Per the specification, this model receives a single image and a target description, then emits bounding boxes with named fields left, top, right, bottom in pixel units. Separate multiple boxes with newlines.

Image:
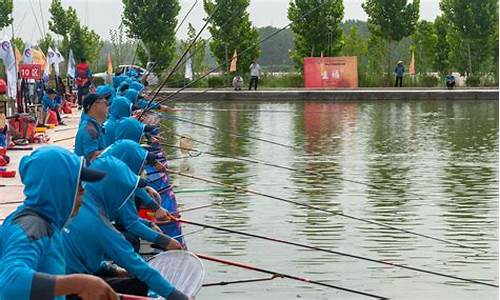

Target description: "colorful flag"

left=0, top=38, right=17, bottom=98
left=185, top=51, right=193, bottom=81
left=107, top=52, right=113, bottom=75
left=229, top=50, right=237, bottom=72
left=67, top=49, right=76, bottom=78
left=409, top=50, right=416, bottom=76
left=31, top=48, right=46, bottom=70
left=23, top=44, right=33, bottom=64
left=53, top=48, right=64, bottom=76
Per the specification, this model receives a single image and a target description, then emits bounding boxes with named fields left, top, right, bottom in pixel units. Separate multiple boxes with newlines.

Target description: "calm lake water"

left=161, top=100, right=498, bottom=300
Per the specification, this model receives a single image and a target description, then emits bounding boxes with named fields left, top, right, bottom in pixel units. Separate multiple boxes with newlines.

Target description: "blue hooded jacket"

left=99, top=140, right=171, bottom=248
left=103, top=97, right=132, bottom=147
left=112, top=75, right=128, bottom=89
left=96, top=85, right=116, bottom=107
left=0, top=146, right=83, bottom=300
left=75, top=114, right=106, bottom=163
left=42, top=94, right=60, bottom=112
left=115, top=117, right=145, bottom=143
left=61, top=157, right=180, bottom=298
left=124, top=89, right=140, bottom=106
left=129, top=81, right=144, bottom=93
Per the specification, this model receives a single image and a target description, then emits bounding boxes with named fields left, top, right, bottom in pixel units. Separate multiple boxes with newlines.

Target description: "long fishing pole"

left=178, top=218, right=498, bottom=288
left=159, top=138, right=427, bottom=201
left=148, top=0, right=332, bottom=108
left=139, top=4, right=222, bottom=118
left=164, top=168, right=487, bottom=253
left=161, top=115, right=295, bottom=149
left=175, top=0, right=199, bottom=34
left=196, top=253, right=388, bottom=299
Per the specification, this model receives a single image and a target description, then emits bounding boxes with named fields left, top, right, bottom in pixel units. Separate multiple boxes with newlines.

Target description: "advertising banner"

left=304, top=56, right=358, bottom=88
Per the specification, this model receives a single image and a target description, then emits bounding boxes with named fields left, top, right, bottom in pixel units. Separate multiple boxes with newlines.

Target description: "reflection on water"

left=162, top=100, right=498, bottom=299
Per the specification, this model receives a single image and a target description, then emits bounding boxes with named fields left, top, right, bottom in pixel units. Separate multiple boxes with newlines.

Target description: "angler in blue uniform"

left=0, top=146, right=116, bottom=300
left=75, top=94, right=108, bottom=163
left=103, top=96, right=132, bottom=147
left=99, top=140, right=182, bottom=251
left=96, top=85, right=116, bottom=107
left=61, top=156, right=189, bottom=299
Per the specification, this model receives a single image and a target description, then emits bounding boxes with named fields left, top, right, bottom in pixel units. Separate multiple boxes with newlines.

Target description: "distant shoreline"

left=158, top=88, right=499, bottom=101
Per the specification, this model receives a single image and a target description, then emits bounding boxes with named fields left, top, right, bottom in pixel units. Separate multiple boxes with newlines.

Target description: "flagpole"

left=10, top=13, right=19, bottom=114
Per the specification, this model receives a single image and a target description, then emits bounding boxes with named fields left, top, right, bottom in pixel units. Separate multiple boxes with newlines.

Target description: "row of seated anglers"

left=0, top=75, right=191, bottom=300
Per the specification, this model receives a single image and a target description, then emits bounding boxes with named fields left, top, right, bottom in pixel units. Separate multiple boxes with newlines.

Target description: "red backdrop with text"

left=304, top=56, right=358, bottom=88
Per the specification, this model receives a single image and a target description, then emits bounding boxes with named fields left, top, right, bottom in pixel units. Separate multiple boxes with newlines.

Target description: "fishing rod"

left=147, top=0, right=333, bottom=109
left=164, top=168, right=487, bottom=253
left=161, top=115, right=295, bottom=149
left=197, top=253, right=388, bottom=299
left=159, top=139, right=429, bottom=202
left=175, top=0, right=199, bottom=34
left=139, top=3, right=223, bottom=119
left=177, top=218, right=498, bottom=288
left=203, top=276, right=278, bottom=287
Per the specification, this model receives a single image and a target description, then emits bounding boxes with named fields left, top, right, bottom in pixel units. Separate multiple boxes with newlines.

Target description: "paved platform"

left=0, top=110, right=80, bottom=222
left=159, top=88, right=499, bottom=101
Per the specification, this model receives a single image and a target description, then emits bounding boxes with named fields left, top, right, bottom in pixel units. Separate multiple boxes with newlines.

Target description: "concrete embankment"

left=159, top=88, right=499, bottom=101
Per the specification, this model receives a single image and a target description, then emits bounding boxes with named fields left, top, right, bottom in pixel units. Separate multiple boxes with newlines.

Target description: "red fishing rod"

left=196, top=253, right=388, bottom=299
left=175, top=218, right=497, bottom=288
left=164, top=168, right=487, bottom=253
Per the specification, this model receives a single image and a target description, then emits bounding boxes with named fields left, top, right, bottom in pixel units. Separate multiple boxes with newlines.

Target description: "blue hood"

left=96, top=85, right=116, bottom=104
left=109, top=96, right=132, bottom=120
left=115, top=117, right=145, bottom=143
left=19, top=146, right=83, bottom=229
left=129, top=81, right=144, bottom=93
left=83, top=156, right=139, bottom=220
left=124, top=89, right=139, bottom=104
left=100, top=140, right=147, bottom=175
left=112, top=75, right=128, bottom=89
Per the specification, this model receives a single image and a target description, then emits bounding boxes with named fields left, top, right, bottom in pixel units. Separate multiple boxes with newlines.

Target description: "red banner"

left=19, top=64, right=42, bottom=80
left=304, top=56, right=358, bottom=88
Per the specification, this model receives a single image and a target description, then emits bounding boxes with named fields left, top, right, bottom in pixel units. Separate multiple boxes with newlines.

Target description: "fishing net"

left=148, top=250, right=205, bottom=298
left=179, top=135, right=193, bottom=154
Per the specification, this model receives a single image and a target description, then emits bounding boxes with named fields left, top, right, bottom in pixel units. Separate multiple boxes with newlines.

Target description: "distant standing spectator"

left=395, top=60, right=404, bottom=87
left=75, top=58, right=93, bottom=109
left=445, top=73, right=456, bottom=89
left=232, top=75, right=244, bottom=90
left=249, top=60, right=261, bottom=90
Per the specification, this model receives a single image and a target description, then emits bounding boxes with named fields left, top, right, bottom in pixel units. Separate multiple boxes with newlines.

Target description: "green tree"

left=122, top=0, right=180, bottom=72
left=11, top=37, right=25, bottom=54
left=440, top=0, right=498, bottom=74
left=288, top=0, right=344, bottom=70
left=109, top=23, right=136, bottom=66
left=362, top=0, right=420, bottom=76
left=432, top=16, right=451, bottom=74
left=69, top=24, right=103, bottom=67
left=0, top=0, right=12, bottom=30
left=411, top=20, right=437, bottom=73
left=37, top=34, right=55, bottom=54
left=204, top=0, right=260, bottom=74
left=341, top=25, right=369, bottom=83
left=180, top=23, right=207, bottom=75
left=48, top=0, right=78, bottom=58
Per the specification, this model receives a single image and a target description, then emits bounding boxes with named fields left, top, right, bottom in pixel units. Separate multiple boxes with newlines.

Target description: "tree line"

left=0, top=0, right=498, bottom=85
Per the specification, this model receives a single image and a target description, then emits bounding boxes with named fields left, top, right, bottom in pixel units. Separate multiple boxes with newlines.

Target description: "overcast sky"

left=4, top=0, right=441, bottom=44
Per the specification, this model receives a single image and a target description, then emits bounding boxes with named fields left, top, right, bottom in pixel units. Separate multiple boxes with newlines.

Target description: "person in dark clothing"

left=75, top=58, right=93, bottom=109
left=445, top=73, right=456, bottom=89
left=42, top=88, right=65, bottom=125
left=395, top=60, right=405, bottom=87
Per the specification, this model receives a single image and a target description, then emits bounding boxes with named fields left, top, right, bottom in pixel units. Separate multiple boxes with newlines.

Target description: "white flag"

left=67, top=49, right=76, bottom=78
left=185, top=52, right=193, bottom=81
left=53, top=48, right=64, bottom=76
left=0, top=39, right=17, bottom=98
left=23, top=44, right=33, bottom=64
